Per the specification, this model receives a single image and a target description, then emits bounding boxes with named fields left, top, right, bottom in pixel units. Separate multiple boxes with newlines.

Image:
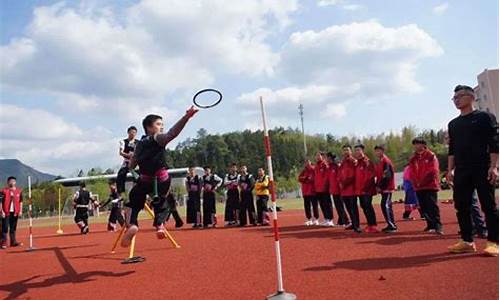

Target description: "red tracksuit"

left=329, top=162, right=349, bottom=225
left=338, top=157, right=356, bottom=197
left=374, top=154, right=397, bottom=229
left=408, top=148, right=442, bottom=231
left=299, top=166, right=319, bottom=220
left=355, top=156, right=377, bottom=226
left=315, top=160, right=333, bottom=220
left=1, top=187, right=23, bottom=246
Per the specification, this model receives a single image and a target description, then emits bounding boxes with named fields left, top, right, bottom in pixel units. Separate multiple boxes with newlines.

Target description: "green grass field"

left=17, top=189, right=460, bottom=229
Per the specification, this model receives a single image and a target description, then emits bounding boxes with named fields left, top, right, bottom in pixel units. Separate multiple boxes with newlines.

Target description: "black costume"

left=117, top=138, right=139, bottom=194
left=74, top=189, right=92, bottom=234
left=202, top=174, right=222, bottom=227
left=100, top=190, right=124, bottom=231
left=186, top=175, right=202, bottom=226
left=224, top=173, right=240, bottom=224
left=239, top=173, right=257, bottom=226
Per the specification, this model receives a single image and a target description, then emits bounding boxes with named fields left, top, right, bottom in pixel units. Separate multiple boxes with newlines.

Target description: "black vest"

left=76, top=190, right=91, bottom=205
left=203, top=174, right=220, bottom=186
left=186, top=175, right=201, bottom=193
left=123, top=139, right=138, bottom=154
left=134, top=135, right=168, bottom=175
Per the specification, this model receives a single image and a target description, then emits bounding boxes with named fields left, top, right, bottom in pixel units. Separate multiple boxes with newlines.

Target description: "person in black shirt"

left=201, top=166, right=223, bottom=228
left=238, top=165, right=257, bottom=226
left=117, top=126, right=139, bottom=197
left=72, top=182, right=98, bottom=234
left=185, top=167, right=203, bottom=228
left=99, top=181, right=125, bottom=232
left=447, top=85, right=499, bottom=256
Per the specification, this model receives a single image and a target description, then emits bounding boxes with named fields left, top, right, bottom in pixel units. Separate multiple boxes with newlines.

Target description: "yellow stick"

left=56, top=188, right=64, bottom=234
left=128, top=235, right=136, bottom=259
left=111, top=225, right=127, bottom=253
left=144, top=203, right=181, bottom=248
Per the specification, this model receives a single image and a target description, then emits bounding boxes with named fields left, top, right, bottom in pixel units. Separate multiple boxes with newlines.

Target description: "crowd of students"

left=298, top=140, right=442, bottom=234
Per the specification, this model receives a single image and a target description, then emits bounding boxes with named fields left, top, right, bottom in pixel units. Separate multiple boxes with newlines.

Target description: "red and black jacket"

left=354, top=156, right=376, bottom=196
left=314, top=160, right=330, bottom=194
left=1, top=187, right=23, bottom=216
left=408, top=149, right=440, bottom=191
left=338, top=157, right=357, bottom=197
left=298, top=166, right=315, bottom=197
left=374, top=154, right=396, bottom=193
left=328, top=162, right=340, bottom=196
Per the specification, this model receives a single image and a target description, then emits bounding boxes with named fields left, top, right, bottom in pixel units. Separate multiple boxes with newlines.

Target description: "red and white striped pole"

left=260, top=96, right=296, bottom=300
left=26, top=176, right=36, bottom=251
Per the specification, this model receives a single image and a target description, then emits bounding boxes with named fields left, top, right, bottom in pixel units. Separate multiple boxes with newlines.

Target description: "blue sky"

left=0, top=0, right=498, bottom=175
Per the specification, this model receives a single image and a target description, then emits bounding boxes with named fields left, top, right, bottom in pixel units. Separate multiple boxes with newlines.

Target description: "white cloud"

left=0, top=104, right=121, bottom=175
left=317, top=0, right=363, bottom=10
left=237, top=20, right=442, bottom=126
left=317, top=0, right=343, bottom=7
left=0, top=1, right=298, bottom=123
left=342, top=4, right=363, bottom=11
left=432, top=3, right=449, bottom=15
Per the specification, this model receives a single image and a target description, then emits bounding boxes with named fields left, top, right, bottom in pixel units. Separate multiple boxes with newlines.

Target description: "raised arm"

left=154, top=106, right=198, bottom=148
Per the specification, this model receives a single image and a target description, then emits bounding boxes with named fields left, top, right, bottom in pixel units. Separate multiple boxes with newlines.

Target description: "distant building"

left=474, top=68, right=499, bottom=119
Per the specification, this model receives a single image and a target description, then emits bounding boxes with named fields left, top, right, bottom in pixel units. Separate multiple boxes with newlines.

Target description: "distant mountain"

left=0, top=159, right=57, bottom=187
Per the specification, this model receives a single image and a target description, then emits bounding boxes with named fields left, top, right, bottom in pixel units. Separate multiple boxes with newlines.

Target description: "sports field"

left=1, top=199, right=498, bottom=300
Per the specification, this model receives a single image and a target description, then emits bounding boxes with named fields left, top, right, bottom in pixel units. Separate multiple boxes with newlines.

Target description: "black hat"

left=412, top=137, right=427, bottom=145
left=454, top=85, right=474, bottom=93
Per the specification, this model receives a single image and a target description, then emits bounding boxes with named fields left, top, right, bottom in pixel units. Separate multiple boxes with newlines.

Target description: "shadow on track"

left=303, top=252, right=480, bottom=272
left=0, top=245, right=134, bottom=300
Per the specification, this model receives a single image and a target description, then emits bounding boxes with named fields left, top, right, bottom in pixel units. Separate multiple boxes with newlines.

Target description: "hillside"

left=0, top=159, right=57, bottom=187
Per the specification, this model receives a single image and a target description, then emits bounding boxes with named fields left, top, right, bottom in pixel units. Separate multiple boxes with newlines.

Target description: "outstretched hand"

left=186, top=105, right=199, bottom=118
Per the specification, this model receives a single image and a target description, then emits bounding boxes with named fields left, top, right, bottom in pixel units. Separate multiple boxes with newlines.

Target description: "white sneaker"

left=304, top=219, right=313, bottom=226
left=312, top=219, right=320, bottom=226
left=325, top=220, right=335, bottom=227
left=320, top=220, right=329, bottom=227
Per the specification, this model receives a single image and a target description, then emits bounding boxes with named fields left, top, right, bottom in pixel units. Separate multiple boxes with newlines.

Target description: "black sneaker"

left=477, top=231, right=488, bottom=239
left=353, top=227, right=362, bottom=233
left=382, top=226, right=398, bottom=233
left=345, top=224, right=354, bottom=230
left=10, top=241, right=23, bottom=247
left=82, top=225, right=89, bottom=234
left=175, top=221, right=184, bottom=228
left=435, top=227, right=444, bottom=235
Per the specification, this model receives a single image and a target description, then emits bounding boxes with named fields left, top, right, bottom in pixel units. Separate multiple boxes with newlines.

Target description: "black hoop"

left=192, top=89, right=223, bottom=108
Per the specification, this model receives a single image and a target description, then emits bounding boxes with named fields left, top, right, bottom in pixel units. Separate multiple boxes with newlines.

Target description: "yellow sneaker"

left=448, top=240, right=476, bottom=253
left=483, top=242, right=499, bottom=257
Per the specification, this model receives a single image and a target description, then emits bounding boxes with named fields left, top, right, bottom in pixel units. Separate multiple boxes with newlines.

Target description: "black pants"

left=203, top=192, right=217, bottom=226
left=224, top=189, right=240, bottom=222
left=1, top=213, right=18, bottom=244
left=317, top=192, right=333, bottom=220
left=186, top=192, right=202, bottom=224
left=126, top=178, right=171, bottom=227
left=332, top=194, right=349, bottom=225
left=74, top=207, right=89, bottom=227
left=343, top=196, right=360, bottom=229
left=303, top=195, right=319, bottom=220
left=117, top=165, right=129, bottom=194
left=256, top=195, right=270, bottom=224
left=380, top=193, right=396, bottom=228
left=454, top=167, right=498, bottom=243
left=471, top=193, right=487, bottom=234
left=239, top=192, right=256, bottom=226
left=165, top=194, right=183, bottom=226
left=416, top=190, right=442, bottom=231
left=359, top=195, right=377, bottom=226
left=108, top=206, right=124, bottom=229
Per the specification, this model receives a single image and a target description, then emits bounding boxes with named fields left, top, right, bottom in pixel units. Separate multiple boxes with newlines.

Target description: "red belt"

left=140, top=169, right=169, bottom=183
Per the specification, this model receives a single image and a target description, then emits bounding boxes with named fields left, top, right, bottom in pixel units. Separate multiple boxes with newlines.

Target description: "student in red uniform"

left=338, top=145, right=361, bottom=233
left=298, top=160, right=319, bottom=226
left=314, top=151, right=334, bottom=227
left=326, top=152, right=349, bottom=226
left=354, top=144, right=378, bottom=233
left=1, top=177, right=23, bottom=249
left=408, top=138, right=443, bottom=235
left=374, top=145, right=397, bottom=233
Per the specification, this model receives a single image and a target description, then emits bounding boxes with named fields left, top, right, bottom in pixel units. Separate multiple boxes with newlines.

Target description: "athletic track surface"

left=1, top=203, right=498, bottom=300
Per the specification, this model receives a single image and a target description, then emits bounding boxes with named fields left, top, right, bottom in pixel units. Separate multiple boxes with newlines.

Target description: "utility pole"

left=298, top=104, right=307, bottom=157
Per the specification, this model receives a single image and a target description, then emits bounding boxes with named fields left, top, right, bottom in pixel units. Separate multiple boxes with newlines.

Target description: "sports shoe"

left=312, top=219, right=320, bottom=226
left=435, top=228, right=444, bottom=236
left=402, top=217, right=415, bottom=221
left=353, top=227, right=362, bottom=233
left=10, top=241, right=23, bottom=247
left=364, top=226, right=379, bottom=233
left=175, top=220, right=184, bottom=228
left=0, top=240, right=6, bottom=249
left=344, top=224, right=354, bottom=230
left=82, top=225, right=89, bottom=234
left=483, top=242, right=499, bottom=257
left=448, top=240, right=476, bottom=254
left=156, top=224, right=166, bottom=239
left=325, top=220, right=335, bottom=227
left=382, top=226, right=398, bottom=233
left=121, top=225, right=139, bottom=248
left=476, top=231, right=488, bottom=239
left=304, top=219, right=313, bottom=226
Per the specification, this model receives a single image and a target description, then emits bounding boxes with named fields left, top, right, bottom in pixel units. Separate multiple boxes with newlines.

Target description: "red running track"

left=0, top=203, right=498, bottom=300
